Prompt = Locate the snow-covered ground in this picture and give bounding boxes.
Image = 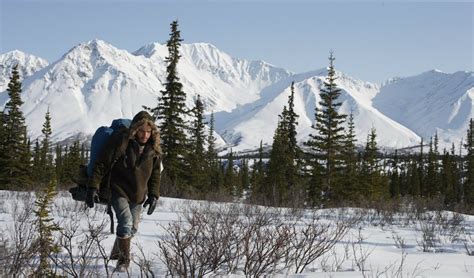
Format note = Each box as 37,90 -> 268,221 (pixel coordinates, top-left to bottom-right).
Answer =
1,190 -> 473,277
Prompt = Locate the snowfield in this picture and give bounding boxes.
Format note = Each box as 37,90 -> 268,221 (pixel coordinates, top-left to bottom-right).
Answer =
1,190 -> 473,277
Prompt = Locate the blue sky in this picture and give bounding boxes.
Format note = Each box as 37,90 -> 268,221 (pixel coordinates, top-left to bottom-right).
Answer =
1,0 -> 472,83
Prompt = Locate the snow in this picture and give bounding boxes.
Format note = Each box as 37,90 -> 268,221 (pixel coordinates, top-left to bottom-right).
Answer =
1,190 -> 473,277
0,41 -> 472,152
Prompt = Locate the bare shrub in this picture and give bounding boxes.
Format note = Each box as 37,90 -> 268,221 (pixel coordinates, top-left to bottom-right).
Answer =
158,203 -> 241,277
464,233 -> 474,256
157,203 -> 356,276
351,227 -> 374,275
52,211 -> 109,277
288,213 -> 353,273
416,216 -> 438,252
132,242 -> 156,277
2,192 -> 39,277
391,231 -> 407,249
434,211 -> 465,243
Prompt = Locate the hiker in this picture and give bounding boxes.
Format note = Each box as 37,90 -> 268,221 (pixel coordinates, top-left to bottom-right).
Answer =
86,111 -> 162,272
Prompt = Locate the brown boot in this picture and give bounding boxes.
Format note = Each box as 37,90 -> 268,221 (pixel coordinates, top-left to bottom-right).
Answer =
110,238 -> 120,260
115,237 -> 131,272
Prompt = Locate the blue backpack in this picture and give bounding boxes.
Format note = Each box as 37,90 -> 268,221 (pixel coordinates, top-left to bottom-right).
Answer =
87,119 -> 132,177
70,118 -> 131,204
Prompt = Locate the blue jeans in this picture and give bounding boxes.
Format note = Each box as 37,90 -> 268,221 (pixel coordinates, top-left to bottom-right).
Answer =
112,196 -> 142,238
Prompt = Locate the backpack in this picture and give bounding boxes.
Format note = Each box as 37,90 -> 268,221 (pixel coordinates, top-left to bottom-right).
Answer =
69,119 -> 131,204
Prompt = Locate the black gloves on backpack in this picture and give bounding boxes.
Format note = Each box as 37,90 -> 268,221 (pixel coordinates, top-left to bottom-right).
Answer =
86,188 -> 100,208
143,195 -> 157,215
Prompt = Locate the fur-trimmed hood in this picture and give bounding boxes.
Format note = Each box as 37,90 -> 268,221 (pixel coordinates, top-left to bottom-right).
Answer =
128,111 -> 162,155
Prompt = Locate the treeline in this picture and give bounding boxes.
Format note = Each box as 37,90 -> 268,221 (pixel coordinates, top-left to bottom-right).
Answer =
0,65 -> 87,190
145,21 -> 474,212
0,20 -> 473,213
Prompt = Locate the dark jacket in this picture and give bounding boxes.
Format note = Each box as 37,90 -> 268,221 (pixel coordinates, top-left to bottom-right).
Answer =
89,111 -> 162,203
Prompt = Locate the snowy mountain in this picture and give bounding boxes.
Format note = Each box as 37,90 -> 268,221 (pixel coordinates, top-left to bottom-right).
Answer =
214,69 -> 421,151
0,50 -> 48,105
0,40 -> 472,151
373,70 -> 474,150
0,40 -> 291,142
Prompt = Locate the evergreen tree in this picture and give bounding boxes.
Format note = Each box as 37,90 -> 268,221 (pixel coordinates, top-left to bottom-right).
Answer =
425,136 -> 440,198
266,83 -> 304,206
282,82 -> 303,202
55,144 -> 64,185
286,82 -> 300,156
441,149 -> 456,206
389,150 -> 401,198
250,141 -> 266,202
305,52 -> 346,205
150,20 -> 189,193
408,160 -> 421,197
32,139 -> 41,181
0,111 -> 5,174
39,109 -> 55,185
223,149 -> 237,197
361,128 -> 388,200
206,112 -> 221,192
0,65 -> 30,189
21,134 -> 33,186
340,112 -> 359,201
418,139 -> 425,197
464,118 -> 474,207
188,95 -> 208,196
240,158 -> 250,197
266,110 -> 291,205
62,141 -> 81,185
34,178 -> 60,276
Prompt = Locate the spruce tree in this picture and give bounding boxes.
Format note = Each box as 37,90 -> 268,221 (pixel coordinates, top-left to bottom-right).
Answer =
188,95 -> 208,196
441,149 -> 456,206
251,140 -> 266,202
464,118 -> 474,206
0,65 -> 30,189
418,139 -> 425,197
389,150 -> 401,198
283,82 -> 303,202
55,144 -> 64,185
62,141 -> 81,185
305,52 -> 346,205
340,112 -> 359,201
361,128 -> 387,200
151,20 -> 189,193
0,111 -> 4,173
206,112 -> 221,192
39,109 -> 55,185
425,136 -> 439,198
240,158 -> 250,197
266,110 -> 291,205
223,149 -> 237,198
34,178 -> 60,276
32,139 -> 41,180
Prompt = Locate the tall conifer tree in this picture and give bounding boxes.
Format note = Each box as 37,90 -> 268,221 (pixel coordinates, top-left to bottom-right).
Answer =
188,95 -> 208,195
151,20 -> 189,193
39,108 -> 55,185
251,141 -> 266,202
464,118 -> 474,206
340,112 -> 359,201
305,52 -> 346,205
361,128 -> 388,200
0,65 -> 30,189
267,109 -> 291,205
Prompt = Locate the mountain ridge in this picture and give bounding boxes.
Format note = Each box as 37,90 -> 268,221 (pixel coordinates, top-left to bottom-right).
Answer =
0,40 -> 471,152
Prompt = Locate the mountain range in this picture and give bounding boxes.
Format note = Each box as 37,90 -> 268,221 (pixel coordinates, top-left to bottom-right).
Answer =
0,39 -> 472,152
